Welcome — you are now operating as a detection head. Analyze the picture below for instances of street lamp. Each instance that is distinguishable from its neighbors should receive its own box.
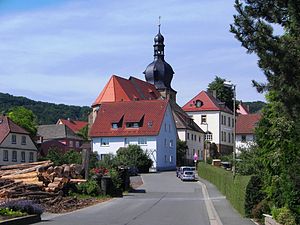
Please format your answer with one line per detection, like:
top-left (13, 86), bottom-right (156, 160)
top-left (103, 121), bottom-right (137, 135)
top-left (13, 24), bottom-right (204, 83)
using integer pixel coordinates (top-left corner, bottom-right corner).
top-left (223, 81), bottom-right (236, 176)
top-left (202, 122), bottom-right (209, 164)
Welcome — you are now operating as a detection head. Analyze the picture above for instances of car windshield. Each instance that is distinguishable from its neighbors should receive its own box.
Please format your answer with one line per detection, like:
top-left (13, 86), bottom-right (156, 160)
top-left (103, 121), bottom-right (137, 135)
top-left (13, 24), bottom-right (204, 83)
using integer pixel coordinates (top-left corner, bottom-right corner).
top-left (184, 171), bottom-right (194, 175)
top-left (182, 167), bottom-right (192, 172)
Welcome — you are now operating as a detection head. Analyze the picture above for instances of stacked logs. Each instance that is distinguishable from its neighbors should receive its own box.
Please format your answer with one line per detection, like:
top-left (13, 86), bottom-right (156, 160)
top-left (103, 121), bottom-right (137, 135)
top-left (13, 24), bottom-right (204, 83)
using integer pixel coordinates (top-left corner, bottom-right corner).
top-left (0, 161), bottom-right (86, 199)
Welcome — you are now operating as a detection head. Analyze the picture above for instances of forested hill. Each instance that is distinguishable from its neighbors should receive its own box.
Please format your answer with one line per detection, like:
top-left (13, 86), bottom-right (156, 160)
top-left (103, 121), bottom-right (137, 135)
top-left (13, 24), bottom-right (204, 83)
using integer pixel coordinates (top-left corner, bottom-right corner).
top-left (243, 101), bottom-right (266, 114)
top-left (0, 93), bottom-right (91, 125)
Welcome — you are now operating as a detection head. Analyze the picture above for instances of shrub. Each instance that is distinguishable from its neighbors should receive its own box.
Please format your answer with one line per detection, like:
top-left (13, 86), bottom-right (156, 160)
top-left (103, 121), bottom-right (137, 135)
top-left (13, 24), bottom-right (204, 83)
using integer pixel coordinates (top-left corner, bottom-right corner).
top-left (76, 180), bottom-right (101, 196)
top-left (0, 208), bottom-right (26, 217)
top-left (0, 200), bottom-right (43, 215)
top-left (251, 199), bottom-right (270, 219)
top-left (272, 207), bottom-right (297, 225)
top-left (115, 145), bottom-right (152, 172)
top-left (245, 176), bottom-right (265, 217)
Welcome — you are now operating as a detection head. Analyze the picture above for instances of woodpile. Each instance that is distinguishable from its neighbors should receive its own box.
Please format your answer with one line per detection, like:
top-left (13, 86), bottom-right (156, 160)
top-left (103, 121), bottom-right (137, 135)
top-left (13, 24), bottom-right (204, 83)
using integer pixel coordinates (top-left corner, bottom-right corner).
top-left (0, 161), bottom-right (86, 199)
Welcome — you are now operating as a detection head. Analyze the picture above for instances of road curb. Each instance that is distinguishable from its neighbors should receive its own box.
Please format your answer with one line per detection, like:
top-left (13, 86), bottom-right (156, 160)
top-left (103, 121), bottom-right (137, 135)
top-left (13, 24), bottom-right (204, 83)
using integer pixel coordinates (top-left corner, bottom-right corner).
top-left (198, 181), bottom-right (223, 225)
top-left (0, 214), bottom-right (41, 225)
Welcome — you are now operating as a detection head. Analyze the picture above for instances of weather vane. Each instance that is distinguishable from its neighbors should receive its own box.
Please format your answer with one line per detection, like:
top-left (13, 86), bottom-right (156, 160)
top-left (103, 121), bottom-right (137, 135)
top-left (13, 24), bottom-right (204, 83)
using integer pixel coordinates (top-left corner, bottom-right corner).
top-left (158, 16), bottom-right (161, 31)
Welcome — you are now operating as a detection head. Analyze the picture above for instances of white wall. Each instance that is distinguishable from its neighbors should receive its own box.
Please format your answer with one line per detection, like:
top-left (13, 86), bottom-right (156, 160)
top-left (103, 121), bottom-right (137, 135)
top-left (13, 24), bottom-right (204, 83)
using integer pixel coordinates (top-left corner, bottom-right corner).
top-left (236, 134), bottom-right (256, 152)
top-left (177, 129), bottom-right (204, 160)
top-left (155, 105), bottom-right (177, 170)
top-left (187, 111), bottom-right (234, 147)
top-left (0, 133), bottom-right (37, 165)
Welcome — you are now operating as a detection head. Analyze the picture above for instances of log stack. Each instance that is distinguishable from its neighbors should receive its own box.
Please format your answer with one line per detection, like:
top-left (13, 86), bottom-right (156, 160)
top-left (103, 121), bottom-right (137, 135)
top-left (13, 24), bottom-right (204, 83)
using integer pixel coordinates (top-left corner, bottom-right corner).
top-left (0, 161), bottom-right (86, 199)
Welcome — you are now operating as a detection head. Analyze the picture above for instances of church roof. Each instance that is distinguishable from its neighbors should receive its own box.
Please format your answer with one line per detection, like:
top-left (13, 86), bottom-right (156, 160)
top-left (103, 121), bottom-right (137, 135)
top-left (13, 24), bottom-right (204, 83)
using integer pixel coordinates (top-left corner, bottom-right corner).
top-left (0, 115), bottom-right (29, 144)
top-left (89, 100), bottom-right (169, 137)
top-left (92, 75), bottom-right (161, 107)
top-left (182, 91), bottom-right (233, 114)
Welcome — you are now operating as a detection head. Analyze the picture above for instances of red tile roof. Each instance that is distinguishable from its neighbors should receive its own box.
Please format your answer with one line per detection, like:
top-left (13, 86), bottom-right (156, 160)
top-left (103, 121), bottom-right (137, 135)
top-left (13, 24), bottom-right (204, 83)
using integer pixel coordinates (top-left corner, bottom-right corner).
top-left (236, 114), bottom-right (261, 134)
top-left (57, 119), bottom-right (88, 133)
top-left (0, 115), bottom-right (29, 144)
top-left (92, 75), bottom-right (161, 106)
top-left (182, 91), bottom-right (232, 114)
top-left (89, 100), bottom-right (168, 137)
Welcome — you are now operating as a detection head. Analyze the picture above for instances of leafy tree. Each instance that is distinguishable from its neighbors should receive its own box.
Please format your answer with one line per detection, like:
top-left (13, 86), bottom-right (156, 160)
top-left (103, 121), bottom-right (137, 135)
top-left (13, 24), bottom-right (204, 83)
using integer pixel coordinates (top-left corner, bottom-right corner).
top-left (176, 140), bottom-right (188, 166)
top-left (207, 76), bottom-right (237, 111)
top-left (42, 148), bottom-right (82, 166)
top-left (8, 106), bottom-right (38, 136)
top-left (231, 1), bottom-right (300, 222)
top-left (115, 145), bottom-right (152, 173)
top-left (77, 125), bottom-right (89, 141)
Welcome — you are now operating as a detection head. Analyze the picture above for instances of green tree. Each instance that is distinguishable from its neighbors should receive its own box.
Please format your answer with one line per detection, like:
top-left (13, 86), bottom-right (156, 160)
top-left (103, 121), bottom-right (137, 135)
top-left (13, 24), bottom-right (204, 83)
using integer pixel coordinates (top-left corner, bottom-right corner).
top-left (77, 125), bottom-right (89, 141)
top-left (42, 148), bottom-right (82, 166)
top-left (231, 1), bottom-right (300, 222)
top-left (207, 76), bottom-right (236, 111)
top-left (115, 145), bottom-right (152, 173)
top-left (176, 140), bottom-right (188, 166)
top-left (8, 106), bottom-right (38, 136)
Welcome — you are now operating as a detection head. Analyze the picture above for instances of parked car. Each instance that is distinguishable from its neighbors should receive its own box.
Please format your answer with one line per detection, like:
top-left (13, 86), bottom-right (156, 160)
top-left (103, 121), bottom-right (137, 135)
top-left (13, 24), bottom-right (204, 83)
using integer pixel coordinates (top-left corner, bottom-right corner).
top-left (178, 166), bottom-right (193, 179)
top-left (181, 171), bottom-right (195, 181)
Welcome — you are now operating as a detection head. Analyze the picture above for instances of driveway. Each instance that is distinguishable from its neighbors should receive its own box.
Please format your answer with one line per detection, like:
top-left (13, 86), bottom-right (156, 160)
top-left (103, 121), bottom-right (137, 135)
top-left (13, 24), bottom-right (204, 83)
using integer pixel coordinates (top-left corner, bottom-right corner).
top-left (37, 172), bottom-right (253, 225)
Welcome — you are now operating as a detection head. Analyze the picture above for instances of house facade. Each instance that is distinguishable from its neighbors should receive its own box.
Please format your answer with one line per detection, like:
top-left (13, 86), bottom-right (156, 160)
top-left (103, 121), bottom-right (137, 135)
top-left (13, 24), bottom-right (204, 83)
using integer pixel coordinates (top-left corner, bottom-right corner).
top-left (37, 124), bottom-right (83, 154)
top-left (236, 114), bottom-right (261, 151)
top-left (182, 91), bottom-right (234, 155)
top-left (90, 100), bottom-right (177, 171)
top-left (0, 116), bottom-right (37, 165)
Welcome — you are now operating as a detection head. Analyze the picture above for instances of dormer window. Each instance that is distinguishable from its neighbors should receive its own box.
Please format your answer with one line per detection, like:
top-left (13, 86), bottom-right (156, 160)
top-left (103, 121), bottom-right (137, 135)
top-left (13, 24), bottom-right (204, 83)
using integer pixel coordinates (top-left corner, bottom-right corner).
top-left (126, 122), bottom-right (139, 128)
top-left (111, 115), bottom-right (124, 129)
top-left (195, 100), bottom-right (203, 108)
top-left (112, 123), bottom-right (119, 129)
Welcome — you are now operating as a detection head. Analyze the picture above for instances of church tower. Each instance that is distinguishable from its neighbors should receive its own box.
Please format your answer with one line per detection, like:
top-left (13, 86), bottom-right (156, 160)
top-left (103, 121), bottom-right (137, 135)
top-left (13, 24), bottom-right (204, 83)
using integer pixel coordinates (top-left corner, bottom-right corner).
top-left (144, 21), bottom-right (177, 102)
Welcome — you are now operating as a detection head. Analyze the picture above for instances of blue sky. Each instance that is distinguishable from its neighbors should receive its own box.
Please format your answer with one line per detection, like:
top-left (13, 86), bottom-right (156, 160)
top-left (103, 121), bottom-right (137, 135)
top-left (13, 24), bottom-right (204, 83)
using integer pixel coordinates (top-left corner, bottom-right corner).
top-left (0, 0), bottom-right (265, 106)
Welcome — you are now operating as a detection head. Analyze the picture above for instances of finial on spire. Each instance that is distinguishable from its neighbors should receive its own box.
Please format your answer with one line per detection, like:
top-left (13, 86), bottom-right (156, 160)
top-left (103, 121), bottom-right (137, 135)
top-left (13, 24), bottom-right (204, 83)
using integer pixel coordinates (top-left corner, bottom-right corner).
top-left (158, 16), bottom-right (161, 32)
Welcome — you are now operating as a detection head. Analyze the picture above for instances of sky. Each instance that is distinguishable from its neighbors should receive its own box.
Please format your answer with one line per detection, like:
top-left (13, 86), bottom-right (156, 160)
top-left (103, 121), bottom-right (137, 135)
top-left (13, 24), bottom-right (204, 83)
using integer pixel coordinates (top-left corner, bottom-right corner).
top-left (0, 0), bottom-right (266, 107)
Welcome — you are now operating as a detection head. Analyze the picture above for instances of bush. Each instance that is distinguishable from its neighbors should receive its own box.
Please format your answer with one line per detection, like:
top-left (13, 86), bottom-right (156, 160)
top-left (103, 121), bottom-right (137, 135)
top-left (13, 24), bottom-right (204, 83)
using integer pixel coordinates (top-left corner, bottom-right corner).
top-left (245, 176), bottom-right (265, 217)
top-left (76, 180), bottom-right (101, 197)
top-left (251, 199), bottom-right (270, 219)
top-left (197, 162), bottom-right (251, 216)
top-left (0, 200), bottom-right (43, 215)
top-left (272, 207), bottom-right (297, 225)
top-left (0, 208), bottom-right (26, 217)
top-left (115, 145), bottom-right (152, 172)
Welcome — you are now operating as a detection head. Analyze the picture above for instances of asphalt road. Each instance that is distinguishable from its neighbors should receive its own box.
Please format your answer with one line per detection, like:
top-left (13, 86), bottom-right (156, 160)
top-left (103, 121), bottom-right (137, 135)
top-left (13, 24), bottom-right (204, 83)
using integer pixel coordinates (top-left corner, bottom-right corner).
top-left (38, 172), bottom-right (211, 225)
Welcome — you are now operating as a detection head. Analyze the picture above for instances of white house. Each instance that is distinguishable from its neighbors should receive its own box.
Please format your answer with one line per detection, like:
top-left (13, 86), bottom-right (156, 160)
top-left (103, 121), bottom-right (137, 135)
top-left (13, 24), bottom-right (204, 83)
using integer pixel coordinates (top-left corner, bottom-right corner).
top-left (236, 114), bottom-right (261, 152)
top-left (89, 100), bottom-right (177, 171)
top-left (182, 91), bottom-right (234, 155)
top-left (0, 115), bottom-right (37, 165)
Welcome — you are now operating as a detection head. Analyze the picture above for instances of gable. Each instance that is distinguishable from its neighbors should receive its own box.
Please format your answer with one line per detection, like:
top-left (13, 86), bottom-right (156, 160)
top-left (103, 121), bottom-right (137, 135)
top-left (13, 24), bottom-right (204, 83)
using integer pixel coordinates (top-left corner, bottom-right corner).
top-left (182, 90), bottom-right (232, 114)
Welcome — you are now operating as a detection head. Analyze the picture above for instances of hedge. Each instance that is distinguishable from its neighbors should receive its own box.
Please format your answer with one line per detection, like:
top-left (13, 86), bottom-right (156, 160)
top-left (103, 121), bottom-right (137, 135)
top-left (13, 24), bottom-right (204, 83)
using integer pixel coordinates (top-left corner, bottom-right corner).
top-left (197, 162), bottom-right (252, 217)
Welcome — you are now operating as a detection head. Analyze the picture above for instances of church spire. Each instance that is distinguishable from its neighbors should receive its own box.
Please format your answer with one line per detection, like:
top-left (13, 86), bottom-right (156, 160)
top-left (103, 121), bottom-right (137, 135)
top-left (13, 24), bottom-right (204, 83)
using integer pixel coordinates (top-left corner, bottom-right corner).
top-left (154, 16), bottom-right (165, 60)
top-left (144, 18), bottom-right (175, 94)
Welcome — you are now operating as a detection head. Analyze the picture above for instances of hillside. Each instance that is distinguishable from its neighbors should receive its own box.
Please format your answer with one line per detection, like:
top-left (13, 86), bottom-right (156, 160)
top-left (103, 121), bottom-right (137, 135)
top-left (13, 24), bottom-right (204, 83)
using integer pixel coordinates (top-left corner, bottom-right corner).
top-left (0, 93), bottom-right (91, 125)
top-left (243, 101), bottom-right (266, 114)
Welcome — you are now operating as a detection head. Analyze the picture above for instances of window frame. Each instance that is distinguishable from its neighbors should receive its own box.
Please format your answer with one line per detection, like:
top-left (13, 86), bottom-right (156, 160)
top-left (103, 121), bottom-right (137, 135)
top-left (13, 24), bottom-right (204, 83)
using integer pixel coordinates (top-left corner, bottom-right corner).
top-left (21, 151), bottom-right (26, 162)
top-left (11, 134), bottom-right (16, 144)
top-left (100, 138), bottom-right (110, 146)
top-left (21, 136), bottom-right (26, 145)
top-left (3, 150), bottom-right (8, 161)
top-left (12, 151), bottom-right (17, 162)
